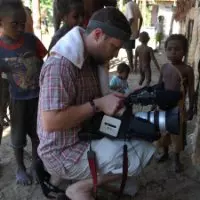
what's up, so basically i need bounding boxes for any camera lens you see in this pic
[134,107,179,135]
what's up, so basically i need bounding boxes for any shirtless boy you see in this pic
[157,34,194,172]
[135,31,160,86]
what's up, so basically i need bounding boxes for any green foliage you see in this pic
[145,5,152,27]
[40,0,53,23]
[24,0,53,23]
[40,0,53,13]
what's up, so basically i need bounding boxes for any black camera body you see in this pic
[79,84,182,142]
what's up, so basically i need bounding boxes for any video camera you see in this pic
[79,83,182,142]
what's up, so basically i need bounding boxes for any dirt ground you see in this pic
[1,48,200,200]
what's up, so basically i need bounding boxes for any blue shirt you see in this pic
[109,75,129,94]
[0,33,46,100]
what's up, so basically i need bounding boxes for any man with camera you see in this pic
[37,7,155,200]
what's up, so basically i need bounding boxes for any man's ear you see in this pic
[93,28,104,42]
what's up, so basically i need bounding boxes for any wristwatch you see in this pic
[89,100,98,113]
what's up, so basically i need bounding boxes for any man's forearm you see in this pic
[42,101,98,132]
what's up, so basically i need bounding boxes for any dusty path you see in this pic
[0,49,200,200]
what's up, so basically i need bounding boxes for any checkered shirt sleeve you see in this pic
[40,56,76,111]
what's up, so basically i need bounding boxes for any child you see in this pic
[156,34,194,172]
[0,1,47,184]
[52,0,117,32]
[135,31,160,86]
[49,0,84,51]
[155,16,164,51]
[109,62,130,94]
[0,5,34,133]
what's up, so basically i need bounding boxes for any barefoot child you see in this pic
[155,16,164,51]
[0,1,47,184]
[157,34,194,172]
[135,31,160,86]
[109,62,130,94]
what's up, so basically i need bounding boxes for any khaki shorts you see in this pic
[156,33,163,42]
[59,138,155,180]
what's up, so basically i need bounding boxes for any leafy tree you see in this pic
[23,0,53,23]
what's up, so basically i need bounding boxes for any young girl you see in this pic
[49,0,84,51]
[157,34,194,172]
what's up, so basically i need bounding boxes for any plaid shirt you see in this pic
[37,56,101,175]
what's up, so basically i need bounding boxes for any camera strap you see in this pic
[116,108,132,199]
[87,143,128,200]
[117,144,128,200]
[87,144,98,199]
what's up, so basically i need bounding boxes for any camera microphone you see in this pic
[154,90,182,110]
[125,85,182,110]
[79,84,182,142]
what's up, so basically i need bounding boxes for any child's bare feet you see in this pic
[16,168,32,185]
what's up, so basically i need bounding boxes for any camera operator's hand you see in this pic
[95,93,125,116]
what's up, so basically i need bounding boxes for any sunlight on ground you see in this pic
[2,126,11,138]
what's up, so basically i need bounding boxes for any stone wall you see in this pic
[178,0,200,168]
